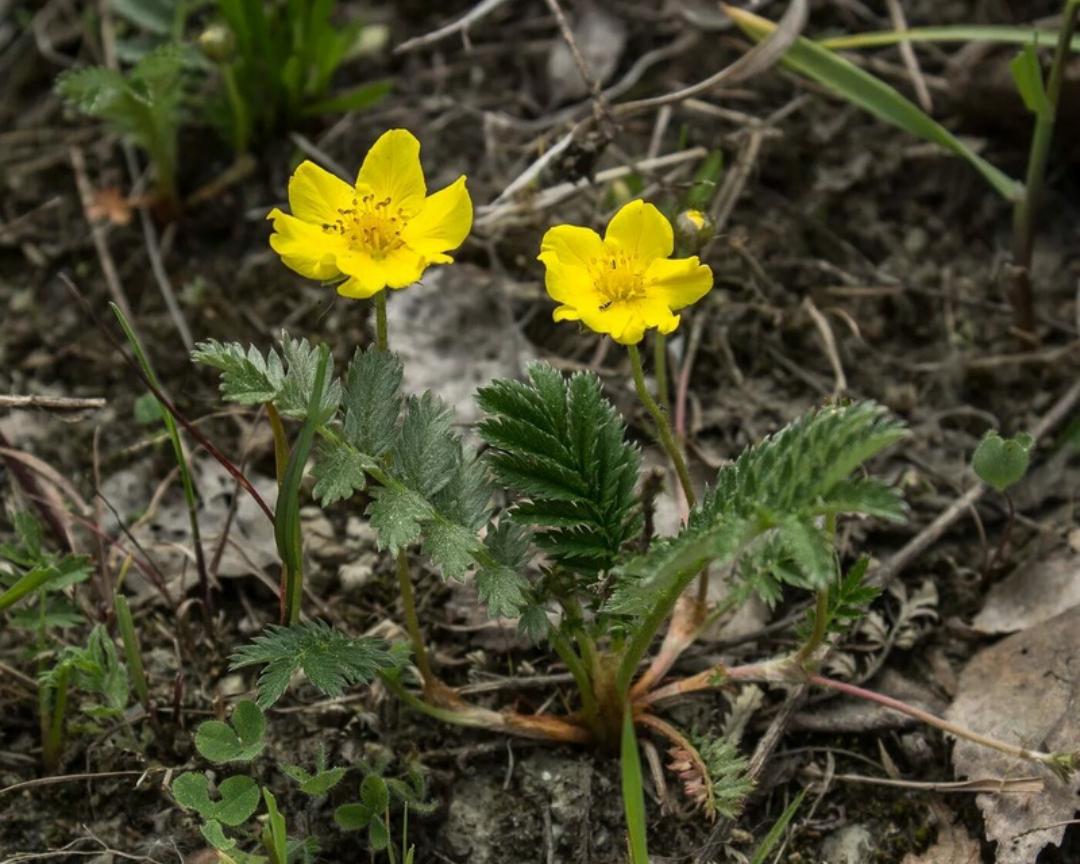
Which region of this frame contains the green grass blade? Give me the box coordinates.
[0,567,56,611]
[724,6,1021,202]
[1010,43,1050,116]
[750,788,807,864]
[820,25,1080,52]
[111,304,211,605]
[275,345,330,625]
[114,591,150,708]
[620,707,650,864]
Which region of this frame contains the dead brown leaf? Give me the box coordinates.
[902,804,980,864]
[972,548,1080,634]
[945,605,1080,864]
[86,186,138,226]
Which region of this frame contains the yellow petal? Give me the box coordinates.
[337,247,428,294]
[539,224,604,270]
[356,129,426,215]
[286,161,354,224]
[603,200,674,261]
[402,176,472,256]
[267,208,343,281]
[337,271,384,299]
[552,305,582,322]
[645,257,713,310]
[579,298,679,345]
[540,256,601,307]
[581,304,647,345]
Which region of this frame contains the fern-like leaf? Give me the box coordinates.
[229,620,398,707]
[606,401,905,618]
[192,331,340,420]
[477,363,641,578]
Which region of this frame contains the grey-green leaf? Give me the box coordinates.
[334,802,373,831]
[342,347,403,457]
[194,700,266,763]
[368,485,430,552]
[972,431,1033,492]
[311,439,371,506]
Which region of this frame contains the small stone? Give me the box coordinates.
[821,824,874,864]
[339,553,378,591]
[216,674,246,697]
[345,516,378,547]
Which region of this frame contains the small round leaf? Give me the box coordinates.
[973,431,1033,492]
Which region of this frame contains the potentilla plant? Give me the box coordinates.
[192,129,1077,857]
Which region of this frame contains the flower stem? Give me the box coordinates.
[653,333,670,416]
[808,673,1061,770]
[396,549,435,692]
[1009,0,1080,334]
[627,344,695,509]
[221,63,249,155]
[381,672,591,743]
[627,342,706,605]
[795,588,830,666]
[374,290,389,351]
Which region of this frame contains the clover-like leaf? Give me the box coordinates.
[200,820,237,852]
[281,763,347,797]
[360,774,390,813]
[333,802,374,831]
[194,700,266,764]
[973,431,1033,493]
[368,815,390,851]
[172,773,260,826]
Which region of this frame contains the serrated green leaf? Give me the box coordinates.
[475,522,532,618]
[475,563,529,619]
[394,392,457,498]
[607,401,905,623]
[14,511,43,559]
[194,700,266,763]
[368,485,430,552]
[421,521,479,581]
[777,516,834,589]
[277,332,341,420]
[342,347,403,457]
[282,764,347,796]
[229,621,397,707]
[477,363,641,582]
[310,439,371,506]
[192,340,285,404]
[820,478,907,522]
[518,605,551,641]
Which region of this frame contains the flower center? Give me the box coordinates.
[322,191,406,259]
[591,249,646,308]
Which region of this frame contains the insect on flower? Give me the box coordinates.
[538,200,713,345]
[267,129,473,298]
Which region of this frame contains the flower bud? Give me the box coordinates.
[198,25,236,63]
[675,209,714,255]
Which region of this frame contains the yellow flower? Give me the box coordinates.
[538,200,713,345]
[267,129,472,299]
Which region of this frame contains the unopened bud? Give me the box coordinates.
[198,25,236,63]
[675,209,714,255]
